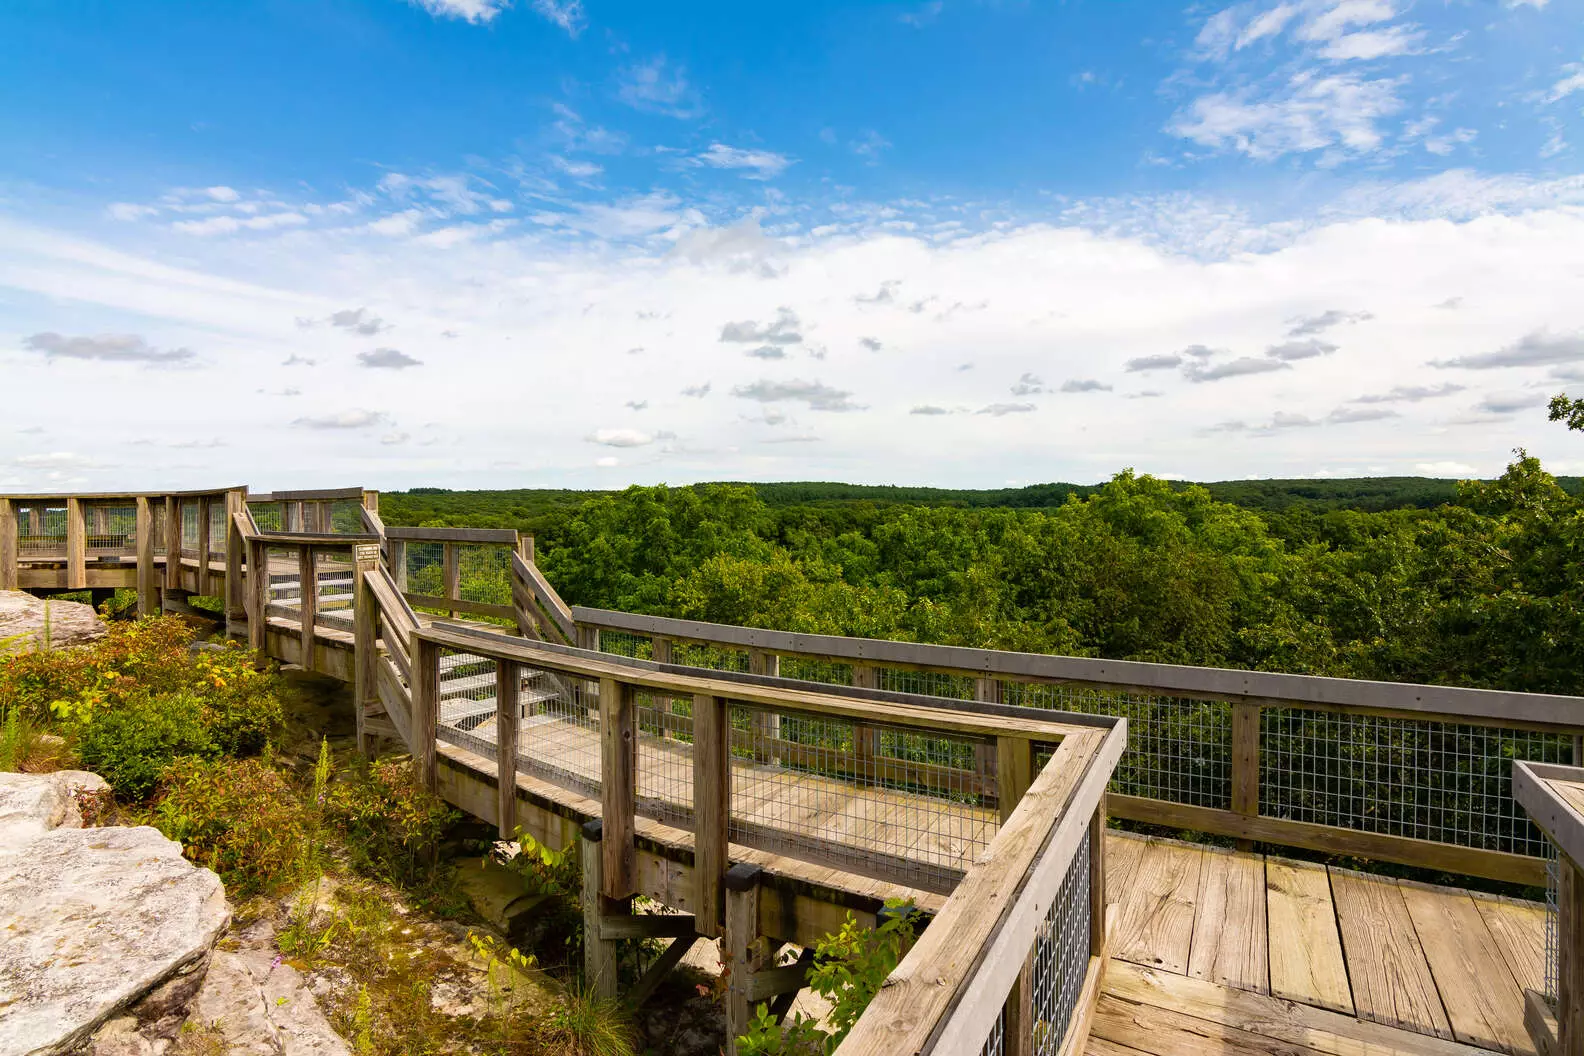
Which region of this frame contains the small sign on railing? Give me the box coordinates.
[355,543,380,563]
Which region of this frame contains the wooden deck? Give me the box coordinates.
[1090,832,1546,1056]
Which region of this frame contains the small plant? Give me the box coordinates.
[532,984,637,1056]
[149,756,309,895]
[325,756,456,888]
[74,691,215,800]
[735,900,919,1055]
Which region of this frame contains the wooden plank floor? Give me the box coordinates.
[1090,832,1545,1056]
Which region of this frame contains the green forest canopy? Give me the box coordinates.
[383,462,1584,695]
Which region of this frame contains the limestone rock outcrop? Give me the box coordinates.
[0,590,106,654]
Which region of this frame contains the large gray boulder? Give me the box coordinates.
[0,590,105,655]
[0,773,229,1056]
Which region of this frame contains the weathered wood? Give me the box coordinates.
[1054,954,1106,1056]
[298,546,317,674]
[628,935,701,1009]
[1472,892,1546,997]
[1090,796,1108,956]
[403,593,516,621]
[1109,792,1547,888]
[694,692,729,939]
[224,490,246,634]
[353,549,380,759]
[384,525,520,544]
[1188,845,1267,993]
[1264,856,1352,1015]
[1398,880,1528,1052]
[164,497,180,591]
[0,498,15,592]
[412,636,440,792]
[389,538,408,591]
[1112,837,1204,976]
[997,736,1033,823]
[440,542,459,617]
[196,496,212,592]
[1230,701,1260,852]
[513,552,575,642]
[1563,856,1584,1056]
[725,863,770,1055]
[134,497,156,615]
[1328,868,1450,1039]
[65,497,85,589]
[248,541,268,656]
[496,660,520,839]
[601,676,636,899]
[1529,987,1561,1056]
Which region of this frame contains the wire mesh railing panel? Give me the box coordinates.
[514,672,602,802]
[328,500,365,533]
[263,547,302,621]
[777,656,853,687]
[1547,842,1559,1002]
[180,501,199,554]
[207,502,227,561]
[313,550,356,634]
[634,690,695,829]
[726,703,997,893]
[1261,710,1571,856]
[16,505,66,555]
[247,502,284,533]
[403,541,446,605]
[881,668,978,701]
[977,1011,1006,1056]
[597,630,652,660]
[84,504,137,556]
[1006,683,1232,809]
[1030,828,1092,1055]
[153,504,168,555]
[674,641,751,673]
[435,648,499,761]
[456,544,514,619]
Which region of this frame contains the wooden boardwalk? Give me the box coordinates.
[1091,832,1546,1056]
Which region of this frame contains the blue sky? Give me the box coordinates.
[2,0,1583,490]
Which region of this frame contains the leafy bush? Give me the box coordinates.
[150,756,309,896]
[326,758,456,887]
[74,692,215,800]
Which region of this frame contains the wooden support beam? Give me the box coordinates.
[693,692,729,939]
[412,635,440,792]
[442,542,460,618]
[65,497,85,590]
[389,539,408,591]
[1089,793,1108,956]
[725,863,771,1055]
[628,935,702,1009]
[997,735,1033,823]
[224,490,246,636]
[0,498,17,592]
[248,540,268,657]
[601,676,636,899]
[600,913,698,940]
[135,497,156,616]
[164,498,180,591]
[298,546,317,674]
[496,659,521,838]
[519,534,534,563]
[1231,701,1261,852]
[852,664,878,774]
[353,547,381,759]
[581,820,621,1000]
[1561,855,1584,1055]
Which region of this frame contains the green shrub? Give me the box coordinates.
[151,756,309,896]
[74,692,215,800]
[326,758,456,887]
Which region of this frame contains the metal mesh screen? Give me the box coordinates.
[457,544,513,609]
[1260,709,1570,856]
[17,505,66,554]
[1547,842,1559,1002]
[328,499,364,533]
[84,504,137,556]
[313,550,356,634]
[248,502,283,532]
[1007,683,1231,809]
[180,502,199,553]
[263,547,301,621]
[777,656,853,686]
[881,668,977,700]
[978,1011,1005,1056]
[435,648,500,760]
[634,689,695,829]
[403,541,446,606]
[515,672,602,802]
[596,630,652,660]
[153,504,168,555]
[1030,827,1092,1054]
[207,502,227,561]
[726,702,996,893]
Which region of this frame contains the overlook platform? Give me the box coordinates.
[1095,831,1543,1056]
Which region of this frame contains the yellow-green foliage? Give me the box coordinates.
[326,757,457,888]
[150,756,309,896]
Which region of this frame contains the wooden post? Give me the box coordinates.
[853,664,879,774]
[1090,792,1108,956]
[0,498,17,592]
[412,636,440,792]
[693,693,729,938]
[496,660,521,838]
[164,497,180,592]
[90,504,108,539]
[353,543,381,759]
[750,650,780,762]
[998,733,1036,1056]
[224,490,246,637]
[248,540,268,656]
[196,496,212,594]
[724,863,770,1054]
[135,497,156,616]
[651,635,674,665]
[65,497,85,590]
[298,546,317,674]
[441,542,460,618]
[389,539,408,591]
[1231,701,1261,852]
[301,501,319,534]
[974,676,1001,791]
[1559,855,1584,1056]
[581,821,621,999]
[600,676,636,899]
[577,624,600,652]
[519,534,534,563]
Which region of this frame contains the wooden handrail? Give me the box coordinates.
[385,525,520,544]
[513,551,575,642]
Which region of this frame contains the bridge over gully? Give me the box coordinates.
[9,486,1584,1056]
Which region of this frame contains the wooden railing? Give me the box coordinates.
[573,607,1584,887]
[1515,761,1584,1055]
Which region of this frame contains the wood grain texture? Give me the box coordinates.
[1266,856,1354,1015]
[1188,846,1268,993]
[1398,882,1530,1054]
[1330,869,1452,1040]
[1469,893,1546,997]
[1113,837,1204,975]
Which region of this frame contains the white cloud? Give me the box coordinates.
[292,410,387,429]
[529,0,585,36]
[358,348,423,369]
[1239,5,1300,49]
[617,56,704,119]
[409,0,508,23]
[23,332,195,364]
[851,131,891,163]
[1417,461,1478,476]
[172,212,308,236]
[588,428,654,447]
[1171,72,1404,160]
[1318,25,1422,61]
[550,155,603,179]
[693,144,792,180]
[1547,63,1584,104]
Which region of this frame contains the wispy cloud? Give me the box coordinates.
[357,348,423,369]
[976,402,1036,416]
[23,332,195,364]
[681,383,711,398]
[1183,356,1291,383]
[529,0,586,37]
[292,410,387,429]
[692,144,792,180]
[720,308,802,345]
[1010,372,1045,395]
[1352,383,1465,403]
[899,1,943,27]
[1287,309,1372,337]
[910,404,951,415]
[409,0,509,23]
[1061,378,1113,393]
[588,428,655,447]
[1125,352,1184,372]
[1431,330,1584,369]
[1267,338,1338,361]
[732,379,862,412]
[617,56,704,119]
